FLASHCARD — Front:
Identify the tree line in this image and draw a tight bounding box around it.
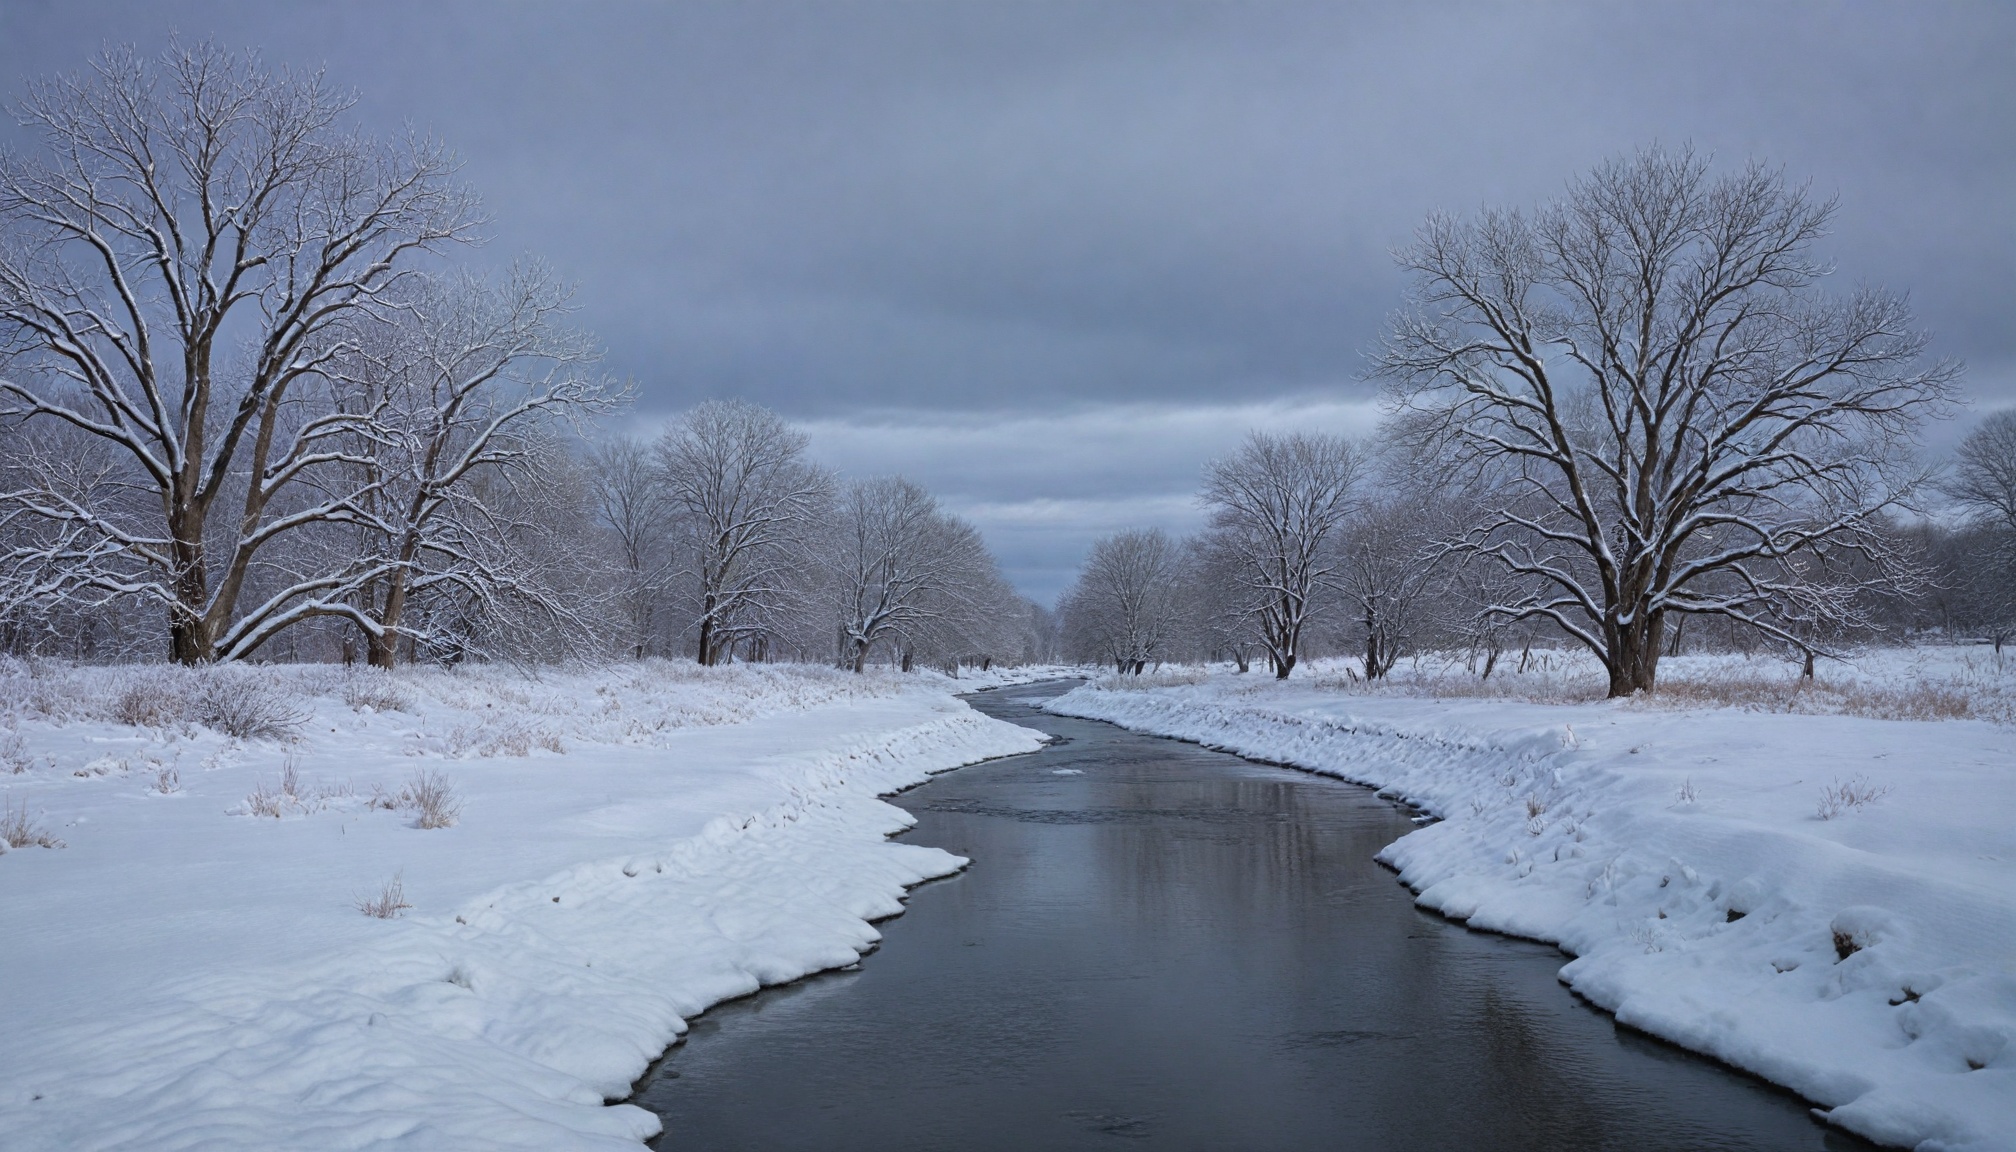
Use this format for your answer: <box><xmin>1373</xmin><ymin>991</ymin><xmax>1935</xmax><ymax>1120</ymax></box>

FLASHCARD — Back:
<box><xmin>3</xmin><ymin>49</ymin><xmax>2007</xmax><ymax>684</ymax></box>
<box><xmin>0</xmin><ymin>44</ymin><xmax>1041</xmax><ymax>671</ymax></box>
<box><xmin>1062</xmin><ymin>150</ymin><xmax>2012</xmax><ymax>696</ymax></box>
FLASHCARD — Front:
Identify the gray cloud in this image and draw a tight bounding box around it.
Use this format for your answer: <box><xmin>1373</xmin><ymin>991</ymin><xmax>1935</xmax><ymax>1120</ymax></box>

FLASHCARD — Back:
<box><xmin>3</xmin><ymin>1</ymin><xmax>2009</xmax><ymax>599</ymax></box>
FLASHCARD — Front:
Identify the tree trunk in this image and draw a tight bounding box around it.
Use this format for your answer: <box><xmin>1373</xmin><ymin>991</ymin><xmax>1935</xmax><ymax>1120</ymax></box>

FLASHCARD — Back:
<box><xmin>367</xmin><ymin>571</ymin><xmax>410</xmax><ymax>670</ymax></box>
<box><xmin>167</xmin><ymin>515</ymin><xmax>213</xmax><ymax>664</ymax></box>
<box><xmin>697</xmin><ymin>601</ymin><xmax>718</xmax><ymax>666</ymax></box>
<box><xmin>1604</xmin><ymin>612</ymin><xmax>1664</xmax><ymax>697</ymax></box>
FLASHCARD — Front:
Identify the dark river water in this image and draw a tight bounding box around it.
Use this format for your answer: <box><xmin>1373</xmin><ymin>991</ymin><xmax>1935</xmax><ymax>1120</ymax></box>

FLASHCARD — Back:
<box><xmin>633</xmin><ymin>680</ymin><xmax>1872</xmax><ymax>1151</ymax></box>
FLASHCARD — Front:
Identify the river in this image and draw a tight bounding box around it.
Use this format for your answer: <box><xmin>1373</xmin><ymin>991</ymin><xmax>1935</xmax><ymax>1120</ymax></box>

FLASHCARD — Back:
<box><xmin>631</xmin><ymin>679</ymin><xmax>1871</xmax><ymax>1150</ymax></box>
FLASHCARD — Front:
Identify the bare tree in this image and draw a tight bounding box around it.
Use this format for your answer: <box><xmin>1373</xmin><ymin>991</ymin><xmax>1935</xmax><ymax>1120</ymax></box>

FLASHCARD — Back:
<box><xmin>655</xmin><ymin>399</ymin><xmax>831</xmax><ymax>665</ymax></box>
<box><xmin>1200</xmin><ymin>432</ymin><xmax>1361</xmax><ymax>678</ymax></box>
<box><xmin>0</xmin><ymin>43</ymin><xmax>480</xmax><ymax>662</ymax></box>
<box><xmin>826</xmin><ymin>476</ymin><xmax>1000</xmax><ymax>672</ymax></box>
<box><xmin>1060</xmin><ymin>528</ymin><xmax>1184</xmax><ymax>673</ymax></box>
<box><xmin>1947</xmin><ymin>411</ymin><xmax>2016</xmax><ymax>535</ymax></box>
<box><xmin>587</xmin><ymin>435</ymin><xmax>675</xmax><ymax>659</ymax></box>
<box><xmin>1184</xmin><ymin>533</ymin><xmax>1259</xmax><ymax>672</ymax></box>
<box><xmin>321</xmin><ymin>266</ymin><xmax>619</xmax><ymax>666</ymax></box>
<box><xmin>1377</xmin><ymin>147</ymin><xmax>1957</xmax><ymax>696</ymax></box>
<box><xmin>1941</xmin><ymin>411</ymin><xmax>2016</xmax><ymax>652</ymax></box>
<box><xmin>1333</xmin><ymin>488</ymin><xmax>1448</xmax><ymax>679</ymax></box>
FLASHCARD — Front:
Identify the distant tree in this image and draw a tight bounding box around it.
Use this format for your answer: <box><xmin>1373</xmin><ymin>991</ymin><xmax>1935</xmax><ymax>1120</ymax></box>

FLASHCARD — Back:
<box><xmin>1061</xmin><ymin>528</ymin><xmax>1184</xmax><ymax>673</ymax></box>
<box><xmin>655</xmin><ymin>399</ymin><xmax>831</xmax><ymax>665</ymax></box>
<box><xmin>1184</xmin><ymin>533</ymin><xmax>1259</xmax><ymax>672</ymax></box>
<box><xmin>1200</xmin><ymin>432</ymin><xmax>1361</xmax><ymax>678</ymax></box>
<box><xmin>1947</xmin><ymin>411</ymin><xmax>2016</xmax><ymax>535</ymax></box>
<box><xmin>1333</xmin><ymin>488</ymin><xmax>1448</xmax><ymax>679</ymax></box>
<box><xmin>828</xmin><ymin>475</ymin><xmax>1007</xmax><ymax>673</ymax></box>
<box><xmin>1377</xmin><ymin>147</ymin><xmax>1957</xmax><ymax>696</ymax></box>
<box><xmin>1941</xmin><ymin>411</ymin><xmax>2016</xmax><ymax>650</ymax></box>
<box><xmin>587</xmin><ymin>436</ymin><xmax>676</xmax><ymax>659</ymax></box>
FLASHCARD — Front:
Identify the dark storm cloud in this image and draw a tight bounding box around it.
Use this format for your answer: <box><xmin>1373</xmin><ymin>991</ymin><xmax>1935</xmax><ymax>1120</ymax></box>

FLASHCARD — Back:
<box><xmin>3</xmin><ymin>1</ymin><xmax>2010</xmax><ymax>600</ymax></box>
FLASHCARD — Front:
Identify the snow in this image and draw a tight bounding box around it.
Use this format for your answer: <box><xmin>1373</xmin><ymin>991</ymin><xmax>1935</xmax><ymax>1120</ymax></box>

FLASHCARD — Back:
<box><xmin>1046</xmin><ymin>650</ymin><xmax>2016</xmax><ymax>1152</ymax></box>
<box><xmin>0</xmin><ymin>659</ymin><xmax>1045</xmax><ymax>1150</ymax></box>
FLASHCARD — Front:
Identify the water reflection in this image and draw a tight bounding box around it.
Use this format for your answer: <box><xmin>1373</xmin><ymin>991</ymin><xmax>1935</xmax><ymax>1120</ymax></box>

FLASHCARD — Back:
<box><xmin>635</xmin><ymin>681</ymin><xmax>1872</xmax><ymax>1151</ymax></box>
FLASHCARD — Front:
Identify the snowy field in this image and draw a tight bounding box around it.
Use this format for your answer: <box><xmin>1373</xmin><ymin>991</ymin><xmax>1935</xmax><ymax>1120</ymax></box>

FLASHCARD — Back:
<box><xmin>0</xmin><ymin>658</ymin><xmax>1052</xmax><ymax>1151</ymax></box>
<box><xmin>1047</xmin><ymin>647</ymin><xmax>2016</xmax><ymax>1152</ymax></box>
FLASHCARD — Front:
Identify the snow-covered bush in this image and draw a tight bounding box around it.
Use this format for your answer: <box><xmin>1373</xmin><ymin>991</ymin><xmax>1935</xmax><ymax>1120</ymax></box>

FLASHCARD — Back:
<box><xmin>193</xmin><ymin>670</ymin><xmax>309</xmax><ymax>741</ymax></box>
<box><xmin>111</xmin><ymin>675</ymin><xmax>188</xmax><ymax>729</ymax></box>
<box><xmin>341</xmin><ymin>673</ymin><xmax>412</xmax><ymax>714</ymax></box>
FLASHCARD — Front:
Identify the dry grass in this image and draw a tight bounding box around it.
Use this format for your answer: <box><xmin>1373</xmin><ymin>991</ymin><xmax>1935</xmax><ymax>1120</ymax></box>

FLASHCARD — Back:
<box><xmin>1090</xmin><ymin>667</ymin><xmax>1208</xmax><ymax>691</ymax></box>
<box><xmin>1817</xmin><ymin>774</ymin><xmax>1893</xmax><ymax>820</ymax></box>
<box><xmin>1292</xmin><ymin>647</ymin><xmax>2016</xmax><ymax>725</ymax></box>
<box><xmin>238</xmin><ymin>754</ymin><xmax>344</xmax><ymax>818</ymax></box>
<box><xmin>341</xmin><ymin>671</ymin><xmax>412</xmax><ymax>714</ymax></box>
<box><xmin>370</xmin><ymin>768</ymin><xmax>462</xmax><ymax>829</ymax></box>
<box><xmin>1640</xmin><ymin>673</ymin><xmax>1977</xmax><ymax>722</ymax></box>
<box><xmin>356</xmin><ymin>874</ymin><xmax>411</xmax><ymax>919</ymax></box>
<box><xmin>1</xmin><ymin>798</ymin><xmax>64</xmax><ymax>849</ymax></box>
<box><xmin>404</xmin><ymin>769</ymin><xmax>461</xmax><ymax>829</ymax></box>
<box><xmin>1</xmin><ymin>728</ymin><xmax>36</xmax><ymax>774</ymax></box>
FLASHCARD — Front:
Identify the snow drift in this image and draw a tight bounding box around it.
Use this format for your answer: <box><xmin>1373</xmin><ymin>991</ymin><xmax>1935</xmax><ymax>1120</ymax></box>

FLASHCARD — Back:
<box><xmin>0</xmin><ymin>660</ymin><xmax>1045</xmax><ymax>1150</ymax></box>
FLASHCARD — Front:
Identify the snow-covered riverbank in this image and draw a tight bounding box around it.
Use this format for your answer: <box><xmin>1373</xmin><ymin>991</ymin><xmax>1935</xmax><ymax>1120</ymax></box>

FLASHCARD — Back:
<box><xmin>1046</xmin><ymin>660</ymin><xmax>2016</xmax><ymax>1152</ymax></box>
<box><xmin>0</xmin><ymin>660</ymin><xmax>1046</xmax><ymax>1151</ymax></box>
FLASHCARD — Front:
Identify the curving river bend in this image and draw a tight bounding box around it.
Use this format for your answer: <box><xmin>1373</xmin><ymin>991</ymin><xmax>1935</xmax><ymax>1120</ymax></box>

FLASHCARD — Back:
<box><xmin>632</xmin><ymin>680</ymin><xmax>1873</xmax><ymax>1151</ymax></box>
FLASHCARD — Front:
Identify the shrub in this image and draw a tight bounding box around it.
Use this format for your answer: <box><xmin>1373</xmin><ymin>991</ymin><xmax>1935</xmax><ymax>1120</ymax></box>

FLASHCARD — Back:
<box><xmin>113</xmin><ymin>675</ymin><xmax>189</xmax><ymax>728</ymax></box>
<box><xmin>194</xmin><ymin>670</ymin><xmax>309</xmax><ymax>740</ymax></box>
<box><xmin>342</xmin><ymin>672</ymin><xmax>412</xmax><ymax>714</ymax></box>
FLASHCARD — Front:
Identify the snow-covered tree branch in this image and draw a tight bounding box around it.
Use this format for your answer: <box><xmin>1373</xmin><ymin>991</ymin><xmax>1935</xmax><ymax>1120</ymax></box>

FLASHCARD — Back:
<box><xmin>0</xmin><ymin>41</ymin><xmax>481</xmax><ymax>662</ymax></box>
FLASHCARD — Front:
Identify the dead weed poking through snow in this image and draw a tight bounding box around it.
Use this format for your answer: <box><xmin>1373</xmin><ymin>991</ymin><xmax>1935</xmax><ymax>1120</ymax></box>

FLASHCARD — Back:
<box><xmin>370</xmin><ymin>768</ymin><xmax>463</xmax><ymax>829</ymax></box>
<box><xmin>1817</xmin><ymin>774</ymin><xmax>1893</xmax><ymax>821</ymax></box>
<box><xmin>1</xmin><ymin>798</ymin><xmax>64</xmax><ymax>849</ymax></box>
<box><xmin>238</xmin><ymin>755</ymin><xmax>346</xmax><ymax>818</ymax></box>
<box><xmin>356</xmin><ymin>874</ymin><xmax>411</xmax><ymax>919</ymax></box>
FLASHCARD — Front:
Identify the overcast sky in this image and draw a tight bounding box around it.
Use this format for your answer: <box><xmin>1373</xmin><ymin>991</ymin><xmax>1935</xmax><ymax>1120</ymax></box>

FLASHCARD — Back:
<box><xmin>2</xmin><ymin>1</ymin><xmax>2010</xmax><ymax>602</ymax></box>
